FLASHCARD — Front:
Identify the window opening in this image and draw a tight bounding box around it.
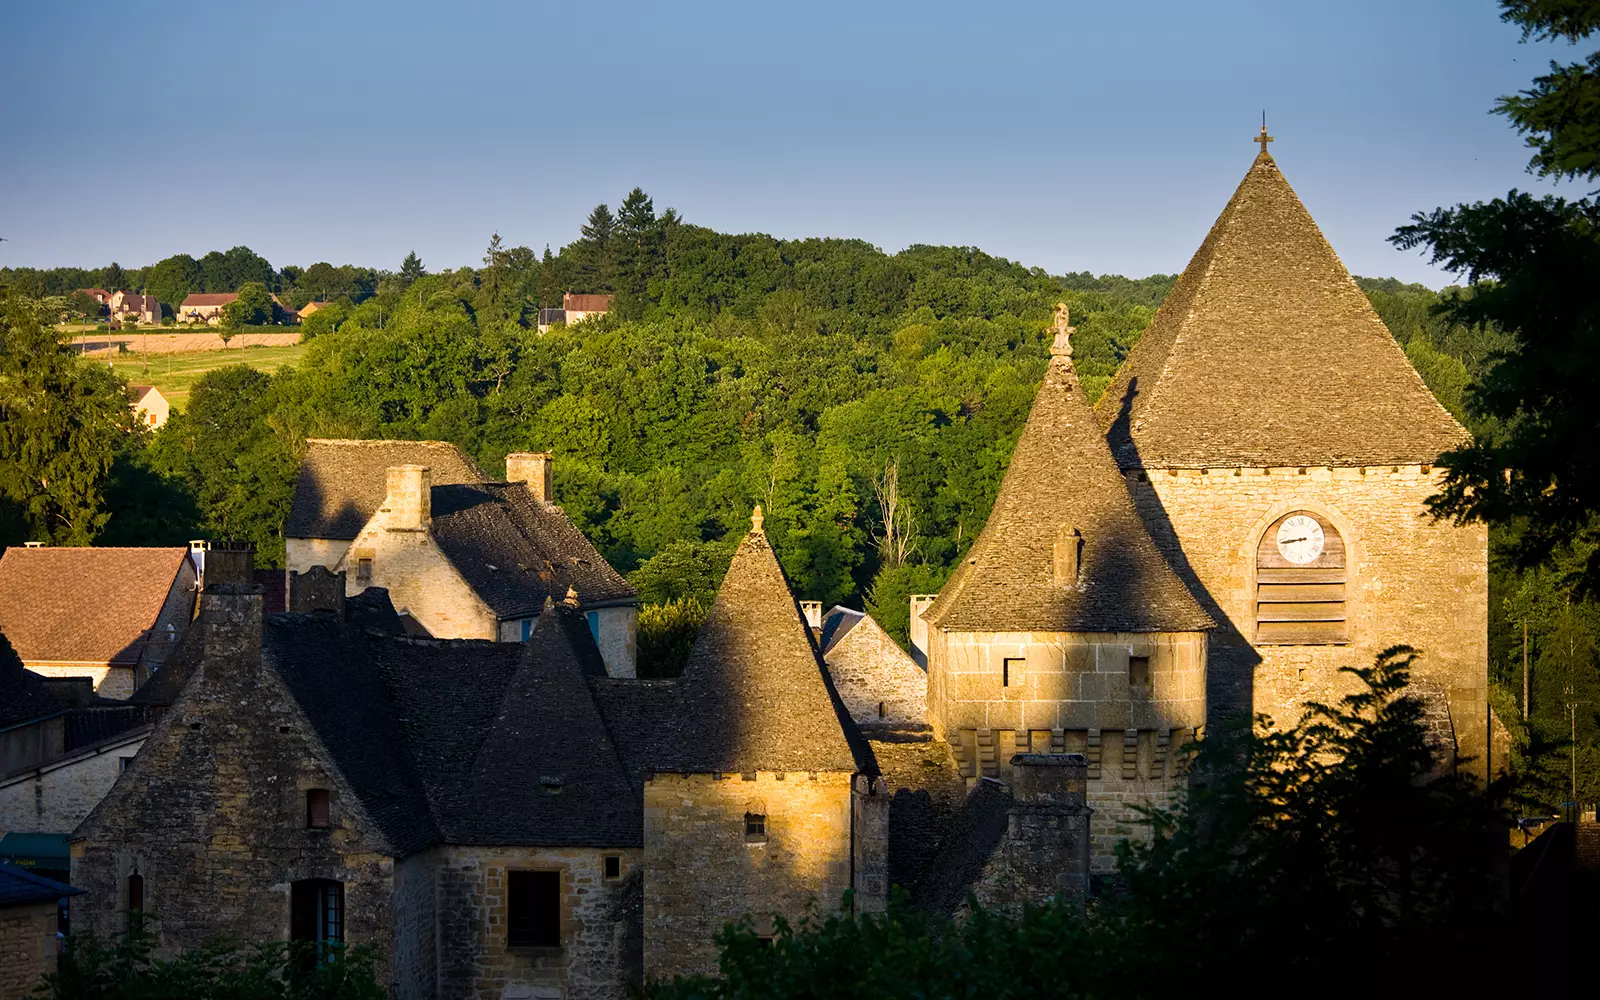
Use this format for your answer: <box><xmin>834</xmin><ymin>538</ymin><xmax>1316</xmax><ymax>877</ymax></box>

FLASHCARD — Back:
<box><xmin>356</xmin><ymin>558</ymin><xmax>372</xmax><ymax>584</ymax></box>
<box><xmin>1128</xmin><ymin>656</ymin><xmax>1150</xmax><ymax>687</ymax></box>
<box><xmin>119</xmin><ymin>756</ymin><xmax>135</xmax><ymax>773</ymax></box>
<box><xmin>744</xmin><ymin>812</ymin><xmax>767</xmax><ymax>844</ymax></box>
<box><xmin>126</xmin><ymin>870</ymin><xmax>144</xmax><ymax>932</ymax></box>
<box><xmin>306</xmin><ymin>789</ymin><xmax>331</xmax><ymax>829</ymax></box>
<box><xmin>507</xmin><ymin>870</ymin><xmax>561</xmax><ymax>947</ymax></box>
<box><xmin>1002</xmin><ymin>657</ymin><xmax>1024</xmax><ymax>688</ymax></box>
<box><xmin>585</xmin><ymin>610</ymin><xmax>600</xmax><ymax>643</ymax></box>
<box><xmin>603</xmin><ymin>855</ymin><xmax>621</xmax><ymax>880</ymax></box>
<box><xmin>290</xmin><ymin>879</ymin><xmax>344</xmax><ymax>968</ymax></box>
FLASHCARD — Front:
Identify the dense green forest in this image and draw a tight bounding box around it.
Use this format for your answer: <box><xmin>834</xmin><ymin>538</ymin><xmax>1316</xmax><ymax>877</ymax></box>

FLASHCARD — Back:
<box><xmin>0</xmin><ymin>185</ymin><xmax>1590</xmax><ymax>811</ymax></box>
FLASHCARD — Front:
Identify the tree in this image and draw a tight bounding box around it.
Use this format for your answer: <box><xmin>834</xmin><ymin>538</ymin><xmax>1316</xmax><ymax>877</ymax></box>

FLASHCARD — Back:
<box><xmin>0</xmin><ymin>289</ymin><xmax>127</xmax><ymax>544</ymax></box>
<box><xmin>66</xmin><ymin>290</ymin><xmax>104</xmax><ymax>322</ymax></box>
<box><xmin>1392</xmin><ymin>0</ymin><xmax>1600</xmax><ymax>591</ymax></box>
<box><xmin>399</xmin><ymin>250</ymin><xmax>425</xmax><ymax>287</ymax></box>
<box><xmin>567</xmin><ymin>203</ymin><xmax>617</xmax><ymax>292</ymax></box>
<box><xmin>145</xmin><ymin>254</ymin><xmax>202</xmax><ymax>313</ymax></box>
<box><xmin>99</xmin><ymin>261</ymin><xmax>126</xmax><ymax>291</ymax></box>
<box><xmin>221</xmin><ymin>280</ymin><xmax>274</xmax><ymax>329</ymax></box>
<box><xmin>614</xmin><ymin>187</ymin><xmax>665</xmax><ymax>315</ymax></box>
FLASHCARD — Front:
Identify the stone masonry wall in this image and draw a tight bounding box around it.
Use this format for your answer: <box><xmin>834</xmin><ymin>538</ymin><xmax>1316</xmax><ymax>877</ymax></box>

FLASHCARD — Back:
<box><xmin>70</xmin><ymin>592</ymin><xmax>399</xmax><ymax>983</ymax></box>
<box><xmin>823</xmin><ymin>616</ymin><xmax>927</xmax><ymax>727</ymax></box>
<box><xmin>1132</xmin><ymin>465</ymin><xmax>1489</xmax><ymax>776</ymax></box>
<box><xmin>419</xmin><ymin>844</ymin><xmax>642</xmax><ymax>1000</ymax></box>
<box><xmin>285</xmin><ymin>538</ymin><xmax>351</xmax><ymax>578</ymax></box>
<box><xmin>0</xmin><ymin>732</ymin><xmax>147</xmax><ymax>835</ymax></box>
<box><xmin>643</xmin><ymin>772</ymin><xmax>853</xmax><ymax>980</ymax></box>
<box><xmin>341</xmin><ymin>525</ymin><xmax>498</xmax><ymax>641</ymax></box>
<box><xmin>0</xmin><ymin>901</ymin><xmax>59</xmax><ymax>1000</ymax></box>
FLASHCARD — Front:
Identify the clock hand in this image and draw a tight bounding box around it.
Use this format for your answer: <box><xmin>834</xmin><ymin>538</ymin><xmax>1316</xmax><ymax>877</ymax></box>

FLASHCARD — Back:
<box><xmin>1280</xmin><ymin>537</ymin><xmax>1307</xmax><ymax>544</ymax></box>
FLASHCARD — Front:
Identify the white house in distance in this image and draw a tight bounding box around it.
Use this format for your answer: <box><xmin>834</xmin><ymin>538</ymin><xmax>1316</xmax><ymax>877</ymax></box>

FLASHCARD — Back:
<box><xmin>129</xmin><ymin>385</ymin><xmax>170</xmax><ymax>429</ymax></box>
<box><xmin>178</xmin><ymin>292</ymin><xmax>237</xmax><ymax>324</ymax></box>
<box><xmin>108</xmin><ymin>291</ymin><xmax>161</xmax><ymax>325</ymax></box>
<box><xmin>537</xmin><ymin>292</ymin><xmax>615</xmax><ymax>332</ymax></box>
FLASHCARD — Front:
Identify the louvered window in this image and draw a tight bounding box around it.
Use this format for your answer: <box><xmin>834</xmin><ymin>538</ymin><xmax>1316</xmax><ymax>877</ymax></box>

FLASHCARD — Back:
<box><xmin>1256</xmin><ymin>511</ymin><xmax>1348</xmax><ymax>644</ymax></box>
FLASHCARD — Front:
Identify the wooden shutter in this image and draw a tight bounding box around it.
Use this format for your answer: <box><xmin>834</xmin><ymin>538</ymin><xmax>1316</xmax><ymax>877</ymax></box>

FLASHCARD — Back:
<box><xmin>1256</xmin><ymin>512</ymin><xmax>1348</xmax><ymax>644</ymax></box>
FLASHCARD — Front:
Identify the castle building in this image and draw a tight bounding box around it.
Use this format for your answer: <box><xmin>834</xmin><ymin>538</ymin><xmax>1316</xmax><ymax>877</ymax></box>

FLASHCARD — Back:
<box><xmin>1092</xmin><ymin>132</ymin><xmax>1489</xmax><ymax>776</ymax></box>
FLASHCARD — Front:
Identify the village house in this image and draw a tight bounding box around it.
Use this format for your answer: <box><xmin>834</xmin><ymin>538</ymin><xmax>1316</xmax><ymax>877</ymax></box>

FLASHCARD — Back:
<box><xmin>538</xmin><ymin>292</ymin><xmax>615</xmax><ymax>332</ymax></box>
<box><xmin>128</xmin><ymin>385</ymin><xmax>170</xmax><ymax>430</ymax></box>
<box><xmin>108</xmin><ymin>290</ymin><xmax>161</xmax><ymax>326</ymax></box>
<box><xmin>297</xmin><ymin>300</ymin><xmax>330</xmax><ymax>318</ymax></box>
<box><xmin>0</xmin><ymin>547</ymin><xmax>196</xmax><ymax>699</ymax></box>
<box><xmin>77</xmin><ymin>288</ymin><xmax>111</xmax><ymax>307</ymax></box>
<box><xmin>178</xmin><ymin>292</ymin><xmax>237</xmax><ymax>324</ymax></box>
<box><xmin>286</xmin><ymin>441</ymin><xmax>639</xmax><ymax>677</ymax></box>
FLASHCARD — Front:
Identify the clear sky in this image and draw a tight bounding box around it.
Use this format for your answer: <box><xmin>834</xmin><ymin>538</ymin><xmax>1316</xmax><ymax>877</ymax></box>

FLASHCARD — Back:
<box><xmin>0</xmin><ymin>0</ymin><xmax>1581</xmax><ymax>285</ymax></box>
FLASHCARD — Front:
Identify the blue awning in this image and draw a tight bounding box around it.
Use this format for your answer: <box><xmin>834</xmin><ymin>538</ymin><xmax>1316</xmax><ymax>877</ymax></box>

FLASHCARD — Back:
<box><xmin>0</xmin><ymin>832</ymin><xmax>70</xmax><ymax>869</ymax></box>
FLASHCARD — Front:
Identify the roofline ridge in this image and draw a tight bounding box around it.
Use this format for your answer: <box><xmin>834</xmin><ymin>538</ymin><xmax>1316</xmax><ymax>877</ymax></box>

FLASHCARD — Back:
<box><xmin>305</xmin><ymin>437</ymin><xmax>467</xmax><ymax>448</ymax></box>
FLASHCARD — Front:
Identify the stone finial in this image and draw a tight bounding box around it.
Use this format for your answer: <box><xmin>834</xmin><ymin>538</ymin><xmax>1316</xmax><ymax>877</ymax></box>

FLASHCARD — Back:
<box><xmin>1050</xmin><ymin>303</ymin><xmax>1074</xmax><ymax>359</ymax></box>
<box><xmin>564</xmin><ymin>585</ymin><xmax>580</xmax><ymax>607</ymax></box>
<box><xmin>751</xmin><ymin>505</ymin><xmax>765</xmax><ymax>532</ymax></box>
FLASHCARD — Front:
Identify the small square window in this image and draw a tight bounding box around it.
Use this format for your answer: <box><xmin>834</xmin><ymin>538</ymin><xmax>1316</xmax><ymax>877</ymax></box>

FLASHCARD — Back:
<box><xmin>603</xmin><ymin>855</ymin><xmax>621</xmax><ymax>880</ymax></box>
<box><xmin>1002</xmin><ymin>657</ymin><xmax>1025</xmax><ymax>688</ymax></box>
<box><xmin>119</xmin><ymin>756</ymin><xmax>135</xmax><ymax>773</ymax></box>
<box><xmin>744</xmin><ymin>812</ymin><xmax>767</xmax><ymax>843</ymax></box>
<box><xmin>1128</xmin><ymin>655</ymin><xmax>1150</xmax><ymax>687</ymax></box>
<box><xmin>356</xmin><ymin>558</ymin><xmax>372</xmax><ymax>583</ymax></box>
<box><xmin>306</xmin><ymin>789</ymin><xmax>331</xmax><ymax>829</ymax></box>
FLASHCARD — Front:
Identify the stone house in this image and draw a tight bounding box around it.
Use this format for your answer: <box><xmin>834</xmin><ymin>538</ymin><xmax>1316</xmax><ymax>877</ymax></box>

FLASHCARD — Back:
<box><xmin>0</xmin><ymin>546</ymin><xmax>196</xmax><ymax>698</ymax></box>
<box><xmin>108</xmin><ymin>291</ymin><xmax>161</xmax><ymax>326</ymax></box>
<box><xmin>129</xmin><ymin>385</ymin><xmax>170</xmax><ymax>429</ymax></box>
<box><xmin>1091</xmin><ymin>136</ymin><xmax>1491</xmax><ymax>777</ymax></box>
<box><xmin>286</xmin><ymin>441</ymin><xmax>638</xmax><ymax>676</ymax></box>
<box><xmin>0</xmin><ymin>863</ymin><xmax>80</xmax><ymax>1000</ymax></box>
<box><xmin>178</xmin><ymin>292</ymin><xmax>237</xmax><ymax>324</ymax></box>
<box><xmin>537</xmin><ymin>293</ymin><xmax>616</xmax><ymax>332</ymax></box>
<box><xmin>818</xmin><ymin>606</ymin><xmax>927</xmax><ymax>728</ymax></box>
<box><xmin>0</xmin><ymin>646</ymin><xmax>68</xmax><ymax>779</ymax></box>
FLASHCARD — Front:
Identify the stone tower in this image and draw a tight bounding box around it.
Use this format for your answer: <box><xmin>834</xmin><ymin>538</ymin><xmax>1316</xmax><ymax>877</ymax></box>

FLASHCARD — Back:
<box><xmin>1093</xmin><ymin>134</ymin><xmax>1489</xmax><ymax>776</ymax></box>
<box><xmin>922</xmin><ymin>306</ymin><xmax>1215</xmax><ymax>872</ymax></box>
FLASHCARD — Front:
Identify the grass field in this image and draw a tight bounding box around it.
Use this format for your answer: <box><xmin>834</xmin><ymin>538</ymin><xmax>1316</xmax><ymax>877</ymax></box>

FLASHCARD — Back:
<box><xmin>103</xmin><ymin>343</ymin><xmax>311</xmax><ymax>410</ymax></box>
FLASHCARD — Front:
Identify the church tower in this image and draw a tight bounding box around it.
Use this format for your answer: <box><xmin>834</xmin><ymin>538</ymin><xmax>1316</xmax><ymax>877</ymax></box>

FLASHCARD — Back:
<box><xmin>923</xmin><ymin>306</ymin><xmax>1215</xmax><ymax>873</ymax></box>
<box><xmin>1093</xmin><ymin>128</ymin><xmax>1490</xmax><ymax>775</ymax></box>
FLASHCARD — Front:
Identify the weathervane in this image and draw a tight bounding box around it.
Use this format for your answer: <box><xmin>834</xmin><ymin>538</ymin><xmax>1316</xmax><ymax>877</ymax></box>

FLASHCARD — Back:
<box><xmin>1255</xmin><ymin>112</ymin><xmax>1274</xmax><ymax>155</ymax></box>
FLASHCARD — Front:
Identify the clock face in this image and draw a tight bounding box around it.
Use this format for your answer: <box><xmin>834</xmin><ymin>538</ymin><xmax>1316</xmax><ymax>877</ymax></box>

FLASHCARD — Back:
<box><xmin>1275</xmin><ymin>514</ymin><xmax>1325</xmax><ymax>565</ymax></box>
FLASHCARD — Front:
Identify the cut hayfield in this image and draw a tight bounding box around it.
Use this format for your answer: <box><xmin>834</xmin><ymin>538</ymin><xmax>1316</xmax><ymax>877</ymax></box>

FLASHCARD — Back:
<box><xmin>102</xmin><ymin>343</ymin><xmax>311</xmax><ymax>411</ymax></box>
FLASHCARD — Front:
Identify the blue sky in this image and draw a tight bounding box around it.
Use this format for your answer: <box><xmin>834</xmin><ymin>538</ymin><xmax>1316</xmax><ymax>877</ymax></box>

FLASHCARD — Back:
<box><xmin>0</xmin><ymin>0</ymin><xmax>1580</xmax><ymax>285</ymax></box>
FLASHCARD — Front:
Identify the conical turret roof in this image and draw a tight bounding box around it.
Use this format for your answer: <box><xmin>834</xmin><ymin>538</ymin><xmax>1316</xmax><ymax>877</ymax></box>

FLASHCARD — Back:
<box><xmin>1094</xmin><ymin>145</ymin><xmax>1467</xmax><ymax>469</ymax></box>
<box><xmin>666</xmin><ymin>513</ymin><xmax>860</xmax><ymax>773</ymax></box>
<box><xmin>925</xmin><ymin>311</ymin><xmax>1214</xmax><ymax>634</ymax></box>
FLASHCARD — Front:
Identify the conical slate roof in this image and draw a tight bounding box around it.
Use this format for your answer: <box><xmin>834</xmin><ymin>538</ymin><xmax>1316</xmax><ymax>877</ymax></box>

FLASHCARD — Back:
<box><xmin>1094</xmin><ymin>145</ymin><xmax>1467</xmax><ymax>469</ymax></box>
<box><xmin>925</xmin><ymin>313</ymin><xmax>1214</xmax><ymax>633</ymax></box>
<box><xmin>665</xmin><ymin>514</ymin><xmax>859</xmax><ymax>773</ymax></box>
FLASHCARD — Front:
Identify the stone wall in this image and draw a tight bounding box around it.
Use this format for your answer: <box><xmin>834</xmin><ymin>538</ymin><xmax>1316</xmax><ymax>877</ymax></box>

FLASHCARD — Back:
<box><xmin>0</xmin><ymin>730</ymin><xmax>148</xmax><ymax>835</ymax></box>
<box><xmin>970</xmin><ymin>753</ymin><xmax>1092</xmax><ymax>907</ymax></box>
<box><xmin>823</xmin><ymin>615</ymin><xmax>927</xmax><ymax>727</ymax></box>
<box><xmin>24</xmin><ymin>663</ymin><xmax>129</xmax><ymax>700</ymax></box>
<box><xmin>0</xmin><ymin>900</ymin><xmax>58</xmax><ymax>1000</ymax></box>
<box><xmin>927</xmin><ymin>629</ymin><xmax>1207</xmax><ymax>735</ymax></box>
<box><xmin>1130</xmin><ymin>465</ymin><xmax>1489</xmax><ymax>775</ymax></box>
<box><xmin>592</xmin><ymin>606</ymin><xmax>637</xmax><ymax>680</ymax></box>
<box><xmin>69</xmin><ymin>591</ymin><xmax>399</xmax><ymax>982</ymax></box>
<box><xmin>341</xmin><ymin>525</ymin><xmax>498</xmax><ymax>641</ymax></box>
<box><xmin>409</xmin><ymin>844</ymin><xmax>643</xmax><ymax>1000</ymax></box>
<box><xmin>285</xmin><ymin>537</ymin><xmax>351</xmax><ymax>577</ymax></box>
<box><xmin>643</xmin><ymin>771</ymin><xmax>854</xmax><ymax>980</ymax></box>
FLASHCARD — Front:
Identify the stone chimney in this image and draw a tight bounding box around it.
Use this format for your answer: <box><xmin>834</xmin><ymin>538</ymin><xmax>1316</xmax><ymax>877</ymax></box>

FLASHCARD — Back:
<box><xmin>288</xmin><ymin>565</ymin><xmax>346</xmax><ymax>615</ymax></box>
<box><xmin>381</xmin><ymin>465</ymin><xmax>432</xmax><ymax>530</ymax></box>
<box><xmin>195</xmin><ymin>583</ymin><xmax>265</xmax><ymax>672</ymax></box>
<box><xmin>1003</xmin><ymin>753</ymin><xmax>1092</xmax><ymax>902</ymax></box>
<box><xmin>506</xmin><ymin>452</ymin><xmax>554</xmax><ymax>503</ymax></box>
<box><xmin>189</xmin><ymin>539</ymin><xmax>255</xmax><ymax>591</ymax></box>
<box><xmin>908</xmin><ymin>594</ymin><xmax>937</xmax><ymax>667</ymax></box>
<box><xmin>799</xmin><ymin>600</ymin><xmax>823</xmax><ymax>629</ymax></box>
<box><xmin>1052</xmin><ymin>525</ymin><xmax>1081</xmax><ymax>586</ymax></box>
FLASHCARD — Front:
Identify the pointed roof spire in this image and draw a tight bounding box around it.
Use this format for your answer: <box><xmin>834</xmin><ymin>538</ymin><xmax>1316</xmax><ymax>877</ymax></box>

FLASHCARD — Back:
<box><xmin>1095</xmin><ymin>137</ymin><xmax>1467</xmax><ymax>469</ymax></box>
<box><xmin>923</xmin><ymin>313</ymin><xmax>1213</xmax><ymax>634</ymax></box>
<box><xmin>668</xmin><ymin>523</ymin><xmax>858</xmax><ymax>773</ymax></box>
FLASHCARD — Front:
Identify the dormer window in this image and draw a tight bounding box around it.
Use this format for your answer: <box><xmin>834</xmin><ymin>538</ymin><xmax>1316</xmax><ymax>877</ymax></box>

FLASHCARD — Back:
<box><xmin>306</xmin><ymin>789</ymin><xmax>331</xmax><ymax>829</ymax></box>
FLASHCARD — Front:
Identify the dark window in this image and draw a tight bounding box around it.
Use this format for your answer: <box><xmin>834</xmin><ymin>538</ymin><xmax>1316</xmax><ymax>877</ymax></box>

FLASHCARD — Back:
<box><xmin>290</xmin><ymin>879</ymin><xmax>344</xmax><ymax>967</ymax></box>
<box><xmin>306</xmin><ymin>789</ymin><xmax>330</xmax><ymax>829</ymax></box>
<box><xmin>507</xmin><ymin>870</ymin><xmax>561</xmax><ymax>947</ymax></box>
<box><xmin>118</xmin><ymin>756</ymin><xmax>135</xmax><ymax>773</ymax></box>
<box><xmin>126</xmin><ymin>870</ymin><xmax>144</xmax><ymax>931</ymax></box>
<box><xmin>356</xmin><ymin>558</ymin><xmax>372</xmax><ymax>583</ymax></box>
<box><xmin>603</xmin><ymin>855</ymin><xmax>621</xmax><ymax>880</ymax></box>
<box><xmin>1128</xmin><ymin>656</ymin><xmax>1150</xmax><ymax>687</ymax></box>
<box><xmin>744</xmin><ymin>813</ymin><xmax>767</xmax><ymax>843</ymax></box>
<box><xmin>1002</xmin><ymin>657</ymin><xmax>1024</xmax><ymax>688</ymax></box>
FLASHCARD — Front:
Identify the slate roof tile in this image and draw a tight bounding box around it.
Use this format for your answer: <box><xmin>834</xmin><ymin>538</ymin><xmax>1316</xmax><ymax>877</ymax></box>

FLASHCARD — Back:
<box><xmin>0</xmin><ymin>631</ymin><xmax>65</xmax><ymax>730</ymax></box>
<box><xmin>1094</xmin><ymin>149</ymin><xmax>1467</xmax><ymax>469</ymax></box>
<box><xmin>286</xmin><ymin>439</ymin><xmax>484</xmax><ymax>540</ymax></box>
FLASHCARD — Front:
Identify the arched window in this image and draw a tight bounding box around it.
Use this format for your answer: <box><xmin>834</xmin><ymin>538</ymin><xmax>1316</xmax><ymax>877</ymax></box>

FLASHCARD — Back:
<box><xmin>126</xmin><ymin>869</ymin><xmax>144</xmax><ymax>933</ymax></box>
<box><xmin>1256</xmin><ymin>511</ymin><xmax>1347</xmax><ymax>644</ymax></box>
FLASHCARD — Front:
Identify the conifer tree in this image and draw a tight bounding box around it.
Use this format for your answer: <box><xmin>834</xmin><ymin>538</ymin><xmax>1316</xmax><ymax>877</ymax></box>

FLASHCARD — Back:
<box><xmin>399</xmin><ymin>250</ymin><xmax>425</xmax><ymax>287</ymax></box>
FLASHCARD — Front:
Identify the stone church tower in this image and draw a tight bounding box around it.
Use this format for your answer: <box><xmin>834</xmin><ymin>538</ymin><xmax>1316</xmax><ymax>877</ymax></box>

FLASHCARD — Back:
<box><xmin>923</xmin><ymin>308</ymin><xmax>1216</xmax><ymax>871</ymax></box>
<box><xmin>1093</xmin><ymin>132</ymin><xmax>1489</xmax><ymax>776</ymax></box>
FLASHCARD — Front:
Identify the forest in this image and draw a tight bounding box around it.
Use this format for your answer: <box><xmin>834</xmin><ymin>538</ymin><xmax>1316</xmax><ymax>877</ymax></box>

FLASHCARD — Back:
<box><xmin>0</xmin><ymin>182</ymin><xmax>1590</xmax><ymax>813</ymax></box>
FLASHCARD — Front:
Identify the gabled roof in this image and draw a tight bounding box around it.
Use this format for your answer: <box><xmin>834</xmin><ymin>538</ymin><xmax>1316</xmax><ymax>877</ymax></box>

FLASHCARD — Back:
<box><xmin>1094</xmin><ymin>146</ymin><xmax>1467</xmax><ymax>469</ymax></box>
<box><xmin>0</xmin><ymin>547</ymin><xmax>190</xmax><ymax>664</ymax></box>
<box><xmin>179</xmin><ymin>292</ymin><xmax>238</xmax><ymax>308</ymax></box>
<box><xmin>430</xmin><ymin>482</ymin><xmax>636</xmax><ymax>617</ymax></box>
<box><xmin>0</xmin><ymin>631</ymin><xmax>65</xmax><ymax>731</ymax></box>
<box><xmin>924</xmin><ymin>321</ymin><xmax>1214</xmax><ymax>633</ymax></box>
<box><xmin>286</xmin><ymin>439</ymin><xmax>484</xmax><ymax>540</ymax></box>
<box><xmin>661</xmin><ymin>517</ymin><xmax>859</xmax><ymax>773</ymax></box>
<box><xmin>562</xmin><ymin>293</ymin><xmax>614</xmax><ymax>312</ymax></box>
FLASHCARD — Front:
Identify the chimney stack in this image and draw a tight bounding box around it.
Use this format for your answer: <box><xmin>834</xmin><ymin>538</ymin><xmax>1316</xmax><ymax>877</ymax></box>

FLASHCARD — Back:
<box><xmin>506</xmin><ymin>452</ymin><xmax>554</xmax><ymax>503</ymax></box>
<box><xmin>190</xmin><ymin>539</ymin><xmax>255</xmax><ymax>591</ymax></box>
<box><xmin>908</xmin><ymin>594</ymin><xmax>937</xmax><ymax>667</ymax></box>
<box><xmin>382</xmin><ymin>465</ymin><xmax>432</xmax><ymax>530</ymax></box>
<box><xmin>799</xmin><ymin>600</ymin><xmax>823</xmax><ymax>629</ymax></box>
<box><xmin>1052</xmin><ymin>526</ymin><xmax>1081</xmax><ymax>586</ymax></box>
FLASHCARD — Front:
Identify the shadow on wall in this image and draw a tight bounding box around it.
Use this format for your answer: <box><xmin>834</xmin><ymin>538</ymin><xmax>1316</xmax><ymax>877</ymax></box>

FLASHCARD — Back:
<box><xmin>1106</xmin><ymin>376</ymin><xmax>1260</xmax><ymax>726</ymax></box>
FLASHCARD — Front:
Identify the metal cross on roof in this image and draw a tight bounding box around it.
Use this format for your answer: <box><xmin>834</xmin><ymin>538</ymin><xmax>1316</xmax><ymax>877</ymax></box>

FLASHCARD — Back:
<box><xmin>1255</xmin><ymin>114</ymin><xmax>1274</xmax><ymax>155</ymax></box>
